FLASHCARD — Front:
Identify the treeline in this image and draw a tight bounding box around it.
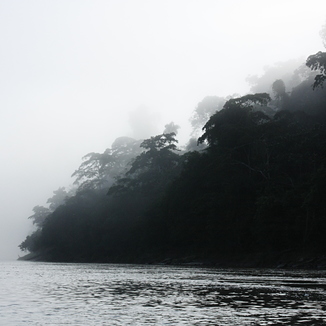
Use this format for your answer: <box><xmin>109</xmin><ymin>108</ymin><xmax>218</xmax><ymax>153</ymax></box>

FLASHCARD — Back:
<box><xmin>19</xmin><ymin>38</ymin><xmax>326</xmax><ymax>264</ymax></box>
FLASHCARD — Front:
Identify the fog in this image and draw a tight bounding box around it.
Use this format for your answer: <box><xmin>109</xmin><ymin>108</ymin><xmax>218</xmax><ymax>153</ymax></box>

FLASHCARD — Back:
<box><xmin>0</xmin><ymin>0</ymin><xmax>325</xmax><ymax>260</ymax></box>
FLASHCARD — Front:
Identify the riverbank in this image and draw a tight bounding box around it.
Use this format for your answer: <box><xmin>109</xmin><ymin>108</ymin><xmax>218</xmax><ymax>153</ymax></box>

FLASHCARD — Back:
<box><xmin>156</xmin><ymin>251</ymin><xmax>326</xmax><ymax>270</ymax></box>
<box><xmin>19</xmin><ymin>249</ymin><xmax>326</xmax><ymax>270</ymax></box>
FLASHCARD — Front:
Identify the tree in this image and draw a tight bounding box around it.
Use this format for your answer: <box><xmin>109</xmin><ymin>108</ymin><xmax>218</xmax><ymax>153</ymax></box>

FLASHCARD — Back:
<box><xmin>271</xmin><ymin>79</ymin><xmax>290</xmax><ymax>110</ymax></box>
<box><xmin>289</xmin><ymin>74</ymin><xmax>326</xmax><ymax>117</ymax></box>
<box><xmin>128</xmin><ymin>132</ymin><xmax>179</xmax><ymax>173</ymax></box>
<box><xmin>72</xmin><ymin>137</ymin><xmax>143</xmax><ymax>190</ymax></box>
<box><xmin>47</xmin><ymin>187</ymin><xmax>68</xmax><ymax>211</ymax></box>
<box><xmin>246</xmin><ymin>59</ymin><xmax>305</xmax><ymax>94</ymax></box>
<box><xmin>108</xmin><ymin>132</ymin><xmax>181</xmax><ymax>195</ymax></box>
<box><xmin>28</xmin><ymin>205</ymin><xmax>51</xmax><ymax>228</ymax></box>
<box><xmin>72</xmin><ymin>149</ymin><xmax>117</xmax><ymax>190</ymax></box>
<box><xmin>223</xmin><ymin>93</ymin><xmax>270</xmax><ymax>110</ymax></box>
<box><xmin>163</xmin><ymin>122</ymin><xmax>180</xmax><ymax>135</ymax></box>
<box><xmin>272</xmin><ymin>79</ymin><xmax>286</xmax><ymax>98</ymax></box>
<box><xmin>198</xmin><ymin>93</ymin><xmax>271</xmax><ymax>147</ymax></box>
<box><xmin>306</xmin><ymin>23</ymin><xmax>326</xmax><ymax>89</ymax></box>
<box><xmin>306</xmin><ymin>51</ymin><xmax>326</xmax><ymax>89</ymax></box>
<box><xmin>19</xmin><ymin>229</ymin><xmax>42</xmax><ymax>252</ymax></box>
<box><xmin>190</xmin><ymin>96</ymin><xmax>225</xmax><ymax>136</ymax></box>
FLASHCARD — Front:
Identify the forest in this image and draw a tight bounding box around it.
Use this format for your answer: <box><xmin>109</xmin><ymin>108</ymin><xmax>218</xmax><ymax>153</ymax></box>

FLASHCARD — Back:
<box><xmin>19</xmin><ymin>30</ymin><xmax>326</xmax><ymax>268</ymax></box>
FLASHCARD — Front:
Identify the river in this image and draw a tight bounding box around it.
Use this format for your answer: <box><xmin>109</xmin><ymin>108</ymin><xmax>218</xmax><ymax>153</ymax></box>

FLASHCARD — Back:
<box><xmin>0</xmin><ymin>261</ymin><xmax>325</xmax><ymax>325</ymax></box>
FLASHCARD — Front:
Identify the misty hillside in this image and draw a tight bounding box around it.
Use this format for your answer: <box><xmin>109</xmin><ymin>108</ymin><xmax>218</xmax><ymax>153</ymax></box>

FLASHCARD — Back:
<box><xmin>19</xmin><ymin>43</ymin><xmax>326</xmax><ymax>268</ymax></box>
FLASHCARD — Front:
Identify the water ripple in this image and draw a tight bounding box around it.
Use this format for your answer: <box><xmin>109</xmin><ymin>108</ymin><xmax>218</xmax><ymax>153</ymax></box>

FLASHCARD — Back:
<box><xmin>0</xmin><ymin>262</ymin><xmax>325</xmax><ymax>325</ymax></box>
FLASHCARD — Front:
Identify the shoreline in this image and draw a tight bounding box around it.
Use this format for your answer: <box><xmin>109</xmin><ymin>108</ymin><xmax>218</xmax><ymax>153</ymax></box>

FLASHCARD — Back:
<box><xmin>18</xmin><ymin>250</ymin><xmax>326</xmax><ymax>270</ymax></box>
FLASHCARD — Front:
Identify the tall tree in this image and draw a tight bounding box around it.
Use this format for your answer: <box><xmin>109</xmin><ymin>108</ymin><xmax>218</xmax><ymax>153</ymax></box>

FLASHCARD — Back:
<box><xmin>47</xmin><ymin>187</ymin><xmax>68</xmax><ymax>211</ymax></box>
<box><xmin>306</xmin><ymin>23</ymin><xmax>326</xmax><ymax>89</ymax></box>
<box><xmin>28</xmin><ymin>205</ymin><xmax>51</xmax><ymax>228</ymax></box>
<box><xmin>72</xmin><ymin>137</ymin><xmax>142</xmax><ymax>190</ymax></box>
<box><xmin>190</xmin><ymin>96</ymin><xmax>225</xmax><ymax>136</ymax></box>
<box><xmin>198</xmin><ymin>93</ymin><xmax>271</xmax><ymax>147</ymax></box>
<box><xmin>306</xmin><ymin>51</ymin><xmax>326</xmax><ymax>89</ymax></box>
<box><xmin>271</xmin><ymin>79</ymin><xmax>290</xmax><ymax>110</ymax></box>
<box><xmin>108</xmin><ymin>132</ymin><xmax>181</xmax><ymax>196</ymax></box>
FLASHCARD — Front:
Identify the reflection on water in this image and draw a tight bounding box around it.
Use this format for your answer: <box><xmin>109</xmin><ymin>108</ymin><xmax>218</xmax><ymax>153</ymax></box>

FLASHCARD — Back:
<box><xmin>0</xmin><ymin>261</ymin><xmax>325</xmax><ymax>325</ymax></box>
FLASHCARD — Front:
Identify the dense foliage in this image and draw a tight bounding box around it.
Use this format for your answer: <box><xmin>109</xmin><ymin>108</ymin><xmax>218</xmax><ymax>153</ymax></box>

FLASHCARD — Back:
<box><xmin>19</xmin><ymin>41</ymin><xmax>326</xmax><ymax>264</ymax></box>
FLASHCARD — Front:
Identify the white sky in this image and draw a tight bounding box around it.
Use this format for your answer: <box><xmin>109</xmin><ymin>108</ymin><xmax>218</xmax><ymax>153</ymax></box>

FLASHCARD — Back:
<box><xmin>0</xmin><ymin>0</ymin><xmax>325</xmax><ymax>260</ymax></box>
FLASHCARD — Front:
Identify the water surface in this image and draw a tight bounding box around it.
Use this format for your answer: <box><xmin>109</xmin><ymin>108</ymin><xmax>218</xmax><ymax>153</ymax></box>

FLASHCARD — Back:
<box><xmin>0</xmin><ymin>261</ymin><xmax>325</xmax><ymax>325</ymax></box>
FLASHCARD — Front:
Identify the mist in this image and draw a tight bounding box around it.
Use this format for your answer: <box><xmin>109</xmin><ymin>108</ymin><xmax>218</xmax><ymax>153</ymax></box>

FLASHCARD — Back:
<box><xmin>0</xmin><ymin>0</ymin><xmax>325</xmax><ymax>260</ymax></box>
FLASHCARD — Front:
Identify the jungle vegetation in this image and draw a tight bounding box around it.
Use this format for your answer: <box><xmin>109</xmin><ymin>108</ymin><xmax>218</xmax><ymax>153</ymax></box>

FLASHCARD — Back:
<box><xmin>19</xmin><ymin>29</ymin><xmax>326</xmax><ymax>264</ymax></box>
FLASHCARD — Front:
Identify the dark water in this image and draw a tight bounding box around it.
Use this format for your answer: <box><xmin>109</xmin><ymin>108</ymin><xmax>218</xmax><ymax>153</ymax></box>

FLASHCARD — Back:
<box><xmin>0</xmin><ymin>261</ymin><xmax>325</xmax><ymax>325</ymax></box>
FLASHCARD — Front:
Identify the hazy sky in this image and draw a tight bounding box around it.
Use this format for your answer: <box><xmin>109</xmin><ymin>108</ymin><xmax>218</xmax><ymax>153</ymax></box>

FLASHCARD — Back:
<box><xmin>0</xmin><ymin>0</ymin><xmax>325</xmax><ymax>260</ymax></box>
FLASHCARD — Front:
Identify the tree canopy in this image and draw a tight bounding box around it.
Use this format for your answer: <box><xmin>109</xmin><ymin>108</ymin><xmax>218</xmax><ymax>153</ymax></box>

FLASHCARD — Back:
<box><xmin>306</xmin><ymin>23</ymin><xmax>326</xmax><ymax>89</ymax></box>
